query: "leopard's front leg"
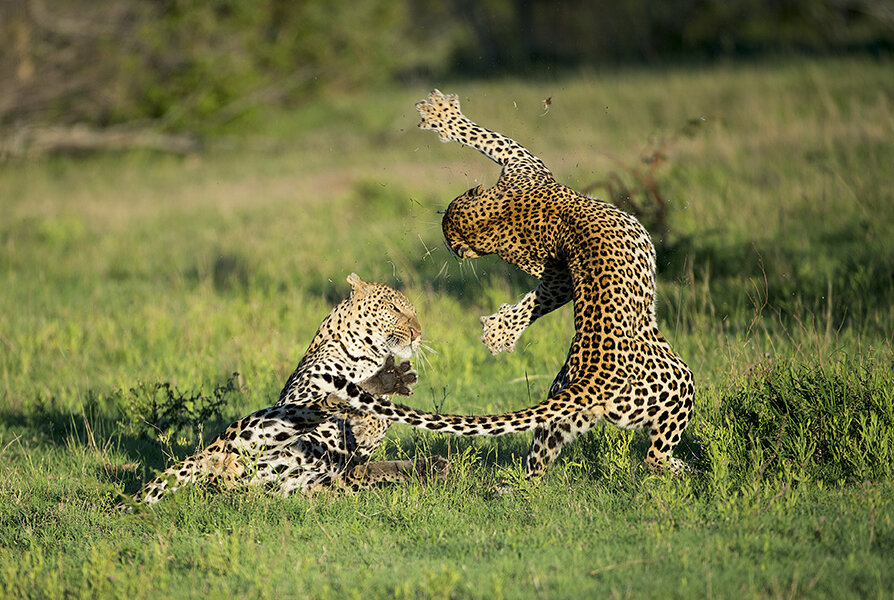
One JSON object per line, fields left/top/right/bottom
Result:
{"left": 481, "top": 267, "right": 573, "bottom": 354}
{"left": 481, "top": 300, "right": 532, "bottom": 355}
{"left": 338, "top": 456, "right": 451, "bottom": 491}
{"left": 416, "top": 89, "right": 549, "bottom": 172}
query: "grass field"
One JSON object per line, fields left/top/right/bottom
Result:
{"left": 1, "top": 57, "right": 893, "bottom": 598}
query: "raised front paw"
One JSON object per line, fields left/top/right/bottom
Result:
{"left": 415, "top": 89, "right": 462, "bottom": 142}
{"left": 360, "top": 355, "right": 417, "bottom": 396}
{"left": 480, "top": 304, "right": 523, "bottom": 355}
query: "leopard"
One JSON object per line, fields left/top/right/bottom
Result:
{"left": 332, "top": 90, "right": 695, "bottom": 479}
{"left": 134, "top": 273, "right": 448, "bottom": 505}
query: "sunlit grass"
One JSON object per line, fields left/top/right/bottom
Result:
{"left": 1, "top": 56, "right": 892, "bottom": 598}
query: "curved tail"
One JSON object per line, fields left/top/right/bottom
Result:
{"left": 340, "top": 376, "right": 587, "bottom": 436}
{"left": 375, "top": 400, "right": 546, "bottom": 436}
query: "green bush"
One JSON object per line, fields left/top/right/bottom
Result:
{"left": 713, "top": 361, "right": 894, "bottom": 485}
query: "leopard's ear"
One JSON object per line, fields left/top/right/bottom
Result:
{"left": 347, "top": 273, "right": 371, "bottom": 297}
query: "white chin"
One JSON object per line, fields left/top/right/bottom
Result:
{"left": 392, "top": 347, "right": 412, "bottom": 360}
{"left": 392, "top": 341, "right": 418, "bottom": 360}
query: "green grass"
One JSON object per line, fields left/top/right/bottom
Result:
{"left": 1, "top": 56, "right": 893, "bottom": 598}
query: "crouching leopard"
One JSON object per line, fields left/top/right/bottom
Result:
{"left": 331, "top": 90, "right": 695, "bottom": 478}
{"left": 134, "top": 274, "right": 448, "bottom": 505}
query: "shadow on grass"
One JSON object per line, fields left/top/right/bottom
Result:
{"left": 0, "top": 384, "right": 242, "bottom": 495}
{"left": 718, "top": 359, "right": 893, "bottom": 485}
{"left": 390, "top": 416, "right": 708, "bottom": 487}
{"left": 657, "top": 221, "right": 894, "bottom": 334}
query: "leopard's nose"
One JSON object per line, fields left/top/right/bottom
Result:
{"left": 409, "top": 320, "right": 422, "bottom": 341}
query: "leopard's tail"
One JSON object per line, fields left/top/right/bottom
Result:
{"left": 133, "top": 461, "right": 192, "bottom": 505}
{"left": 334, "top": 376, "right": 603, "bottom": 436}
{"left": 346, "top": 387, "right": 595, "bottom": 437}
{"left": 378, "top": 402, "right": 544, "bottom": 436}
{"left": 131, "top": 446, "right": 245, "bottom": 506}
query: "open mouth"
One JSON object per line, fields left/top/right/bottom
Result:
{"left": 457, "top": 244, "right": 479, "bottom": 259}
{"left": 445, "top": 240, "right": 479, "bottom": 259}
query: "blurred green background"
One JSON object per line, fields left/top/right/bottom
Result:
{"left": 2, "top": 0, "right": 892, "bottom": 140}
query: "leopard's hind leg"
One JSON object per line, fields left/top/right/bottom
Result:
{"left": 606, "top": 337, "right": 695, "bottom": 474}
{"left": 518, "top": 354, "right": 604, "bottom": 477}
{"left": 524, "top": 412, "right": 602, "bottom": 477}
{"left": 642, "top": 358, "right": 695, "bottom": 474}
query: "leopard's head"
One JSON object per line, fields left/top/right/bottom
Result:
{"left": 345, "top": 273, "right": 422, "bottom": 360}
{"left": 441, "top": 184, "right": 507, "bottom": 259}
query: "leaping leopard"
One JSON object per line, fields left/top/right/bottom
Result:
{"left": 334, "top": 90, "right": 694, "bottom": 478}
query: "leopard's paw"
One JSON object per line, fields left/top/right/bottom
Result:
{"left": 645, "top": 455, "right": 693, "bottom": 477}
{"left": 480, "top": 305, "right": 522, "bottom": 355}
{"left": 361, "top": 355, "right": 418, "bottom": 396}
{"left": 415, "top": 89, "right": 462, "bottom": 142}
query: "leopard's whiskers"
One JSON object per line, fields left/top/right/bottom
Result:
{"left": 414, "top": 338, "right": 438, "bottom": 374}
{"left": 458, "top": 256, "right": 479, "bottom": 281}
{"left": 436, "top": 260, "right": 450, "bottom": 281}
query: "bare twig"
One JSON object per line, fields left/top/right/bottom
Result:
{"left": 583, "top": 117, "right": 707, "bottom": 243}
